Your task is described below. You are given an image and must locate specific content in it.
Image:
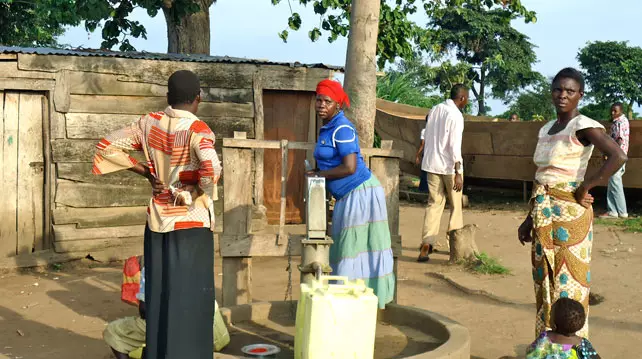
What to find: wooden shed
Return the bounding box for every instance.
[0,46,339,266]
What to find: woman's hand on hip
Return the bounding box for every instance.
[574,184,594,208]
[518,216,534,246]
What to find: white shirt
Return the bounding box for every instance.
[420,128,425,140]
[421,99,464,175]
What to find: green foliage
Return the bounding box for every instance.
[0,0,215,51]
[376,71,442,109]
[578,41,642,118]
[274,0,535,68]
[579,102,639,121]
[502,77,555,121]
[463,252,511,275]
[428,3,540,115]
[0,0,80,47]
[594,217,642,233]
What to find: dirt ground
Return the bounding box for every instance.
[0,202,640,359]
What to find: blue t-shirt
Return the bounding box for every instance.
[313,111,371,199]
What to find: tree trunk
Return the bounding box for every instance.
[448,224,479,263]
[343,0,381,149]
[477,66,486,116]
[163,0,213,54]
[628,99,634,120]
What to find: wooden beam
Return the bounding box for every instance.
[222,138,403,158]
[68,95,254,117]
[53,206,147,228]
[51,139,146,162]
[54,236,141,253]
[0,54,17,60]
[64,113,255,140]
[277,140,288,244]
[253,73,265,206]
[0,78,55,91]
[222,257,252,307]
[220,233,401,257]
[41,96,52,252]
[57,162,148,185]
[223,145,253,235]
[0,61,55,79]
[369,157,400,238]
[55,180,150,207]
[54,70,70,112]
[67,71,253,103]
[19,54,333,91]
[53,223,143,241]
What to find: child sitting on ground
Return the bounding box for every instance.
[526,298,601,359]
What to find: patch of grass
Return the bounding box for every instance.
[463,252,511,275]
[50,263,63,271]
[594,217,642,233]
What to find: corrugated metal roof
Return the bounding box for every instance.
[0,46,343,71]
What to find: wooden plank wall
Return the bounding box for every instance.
[0,53,332,259]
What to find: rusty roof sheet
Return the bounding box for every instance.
[0,46,343,71]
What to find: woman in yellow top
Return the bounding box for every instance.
[518,68,626,339]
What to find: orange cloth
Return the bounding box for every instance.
[316,79,350,107]
[121,256,142,306]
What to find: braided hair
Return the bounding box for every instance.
[552,298,586,335]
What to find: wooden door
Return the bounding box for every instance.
[0,91,46,256]
[263,91,316,224]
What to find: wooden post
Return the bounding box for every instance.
[523,181,528,203]
[222,132,253,307]
[369,153,401,304]
[277,139,288,245]
[253,74,265,206]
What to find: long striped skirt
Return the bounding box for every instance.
[330,175,396,309]
[531,182,593,339]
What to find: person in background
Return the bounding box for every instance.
[526,298,601,359]
[509,113,520,122]
[415,116,430,193]
[93,70,222,358]
[308,79,395,309]
[599,102,630,219]
[518,68,626,339]
[418,85,469,262]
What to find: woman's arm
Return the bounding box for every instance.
[574,127,627,208]
[315,154,357,180]
[578,128,627,190]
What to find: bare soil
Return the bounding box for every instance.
[0,203,640,359]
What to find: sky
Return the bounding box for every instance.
[58,0,642,115]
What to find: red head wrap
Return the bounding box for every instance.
[316,79,350,108]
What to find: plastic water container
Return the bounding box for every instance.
[295,276,378,359]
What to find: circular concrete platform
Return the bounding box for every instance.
[217,301,470,359]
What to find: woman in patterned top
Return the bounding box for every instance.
[517,68,626,339]
[93,70,221,358]
[308,79,395,309]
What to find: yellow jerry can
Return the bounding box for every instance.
[294,276,378,359]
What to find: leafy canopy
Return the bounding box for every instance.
[428,3,540,114]
[272,0,536,67]
[577,41,642,114]
[0,0,80,47]
[0,0,213,51]
[502,77,555,121]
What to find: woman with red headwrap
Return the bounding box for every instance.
[307,79,395,308]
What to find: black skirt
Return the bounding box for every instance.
[143,226,214,359]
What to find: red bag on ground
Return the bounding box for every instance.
[121,256,142,306]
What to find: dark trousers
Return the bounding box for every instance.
[143,226,214,359]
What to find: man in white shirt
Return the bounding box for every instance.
[418,84,469,262]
